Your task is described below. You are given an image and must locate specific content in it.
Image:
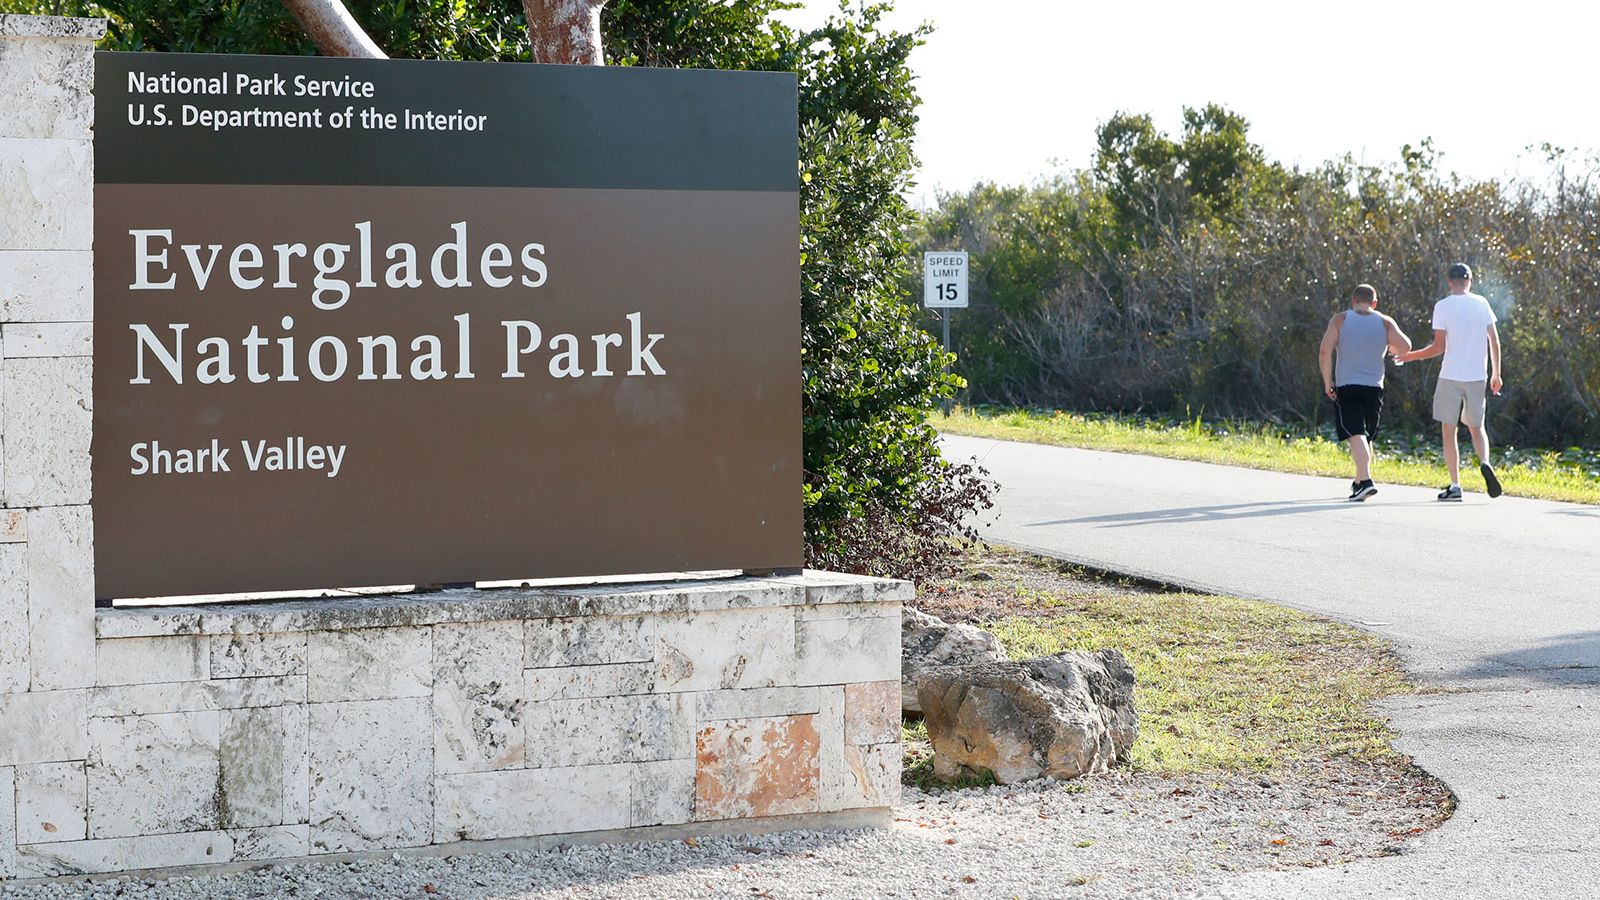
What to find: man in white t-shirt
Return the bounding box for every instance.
[1395,263,1504,501]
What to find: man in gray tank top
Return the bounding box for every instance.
[1318,284,1412,500]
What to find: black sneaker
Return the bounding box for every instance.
[1480,462,1503,498]
[1437,484,1463,502]
[1349,480,1378,502]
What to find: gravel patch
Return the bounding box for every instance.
[1,759,1448,900]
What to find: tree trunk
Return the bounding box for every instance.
[279,0,387,58]
[521,0,608,65]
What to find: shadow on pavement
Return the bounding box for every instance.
[1030,498,1375,528]
[1448,630,1600,686]
[1548,507,1600,519]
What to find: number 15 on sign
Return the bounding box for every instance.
[923,251,968,309]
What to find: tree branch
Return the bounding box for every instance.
[521,0,608,65]
[280,0,388,58]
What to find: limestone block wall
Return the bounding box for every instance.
[0,12,103,881]
[0,16,907,879]
[5,575,901,877]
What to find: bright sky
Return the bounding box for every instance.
[776,0,1596,204]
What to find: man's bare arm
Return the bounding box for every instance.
[1398,329,1447,363]
[1488,323,1503,394]
[1318,313,1342,399]
[1383,315,1413,356]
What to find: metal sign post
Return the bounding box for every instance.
[923,251,968,416]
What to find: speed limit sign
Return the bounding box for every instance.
[923,251,968,308]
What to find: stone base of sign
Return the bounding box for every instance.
[0,573,904,879]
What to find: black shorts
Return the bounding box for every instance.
[1333,384,1383,441]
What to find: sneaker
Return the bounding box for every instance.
[1349,480,1378,502]
[1480,462,1503,498]
[1437,484,1463,502]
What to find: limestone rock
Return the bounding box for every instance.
[916,650,1138,784]
[900,607,1007,714]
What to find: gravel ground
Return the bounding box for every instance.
[1,759,1449,900]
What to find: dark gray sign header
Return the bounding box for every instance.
[96,52,798,191]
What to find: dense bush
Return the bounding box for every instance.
[9,0,994,578]
[921,115,1600,446]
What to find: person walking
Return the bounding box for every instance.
[1319,283,1411,501]
[1395,263,1504,501]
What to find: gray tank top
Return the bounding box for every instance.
[1335,311,1387,388]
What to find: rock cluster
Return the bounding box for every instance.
[899,607,1007,713]
[903,608,1138,784]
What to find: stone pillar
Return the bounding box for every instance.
[0,13,104,880]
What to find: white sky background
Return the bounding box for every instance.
[775,0,1597,205]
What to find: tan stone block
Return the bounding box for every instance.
[696,686,820,722]
[793,612,899,687]
[0,508,24,541]
[815,686,846,810]
[0,765,14,877]
[25,506,94,690]
[306,627,430,702]
[524,662,653,701]
[794,601,900,621]
[281,703,308,825]
[524,614,653,668]
[0,250,92,323]
[0,33,96,140]
[220,707,284,828]
[211,632,306,679]
[307,698,432,853]
[655,608,795,693]
[96,635,208,686]
[0,543,26,693]
[760,571,914,604]
[435,764,631,842]
[16,760,86,843]
[434,621,524,774]
[230,824,309,861]
[843,680,901,746]
[694,714,820,820]
[524,693,689,768]
[86,711,221,839]
[0,689,86,766]
[88,675,305,717]
[6,359,91,507]
[631,758,695,827]
[840,743,900,809]
[1,322,90,357]
[0,16,108,39]
[0,138,91,251]
[17,830,233,877]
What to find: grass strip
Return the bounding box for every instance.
[937,407,1600,505]
[906,548,1419,780]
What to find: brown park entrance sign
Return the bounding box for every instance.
[92,53,801,600]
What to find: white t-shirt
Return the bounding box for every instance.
[1431,292,1497,382]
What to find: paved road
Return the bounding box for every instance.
[943,434,1600,899]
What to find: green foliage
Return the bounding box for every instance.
[919,109,1600,446]
[603,0,797,70]
[3,0,529,58]
[17,0,987,577]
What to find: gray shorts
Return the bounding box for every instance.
[1433,378,1487,427]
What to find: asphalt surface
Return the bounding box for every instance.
[942,433,1600,899]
